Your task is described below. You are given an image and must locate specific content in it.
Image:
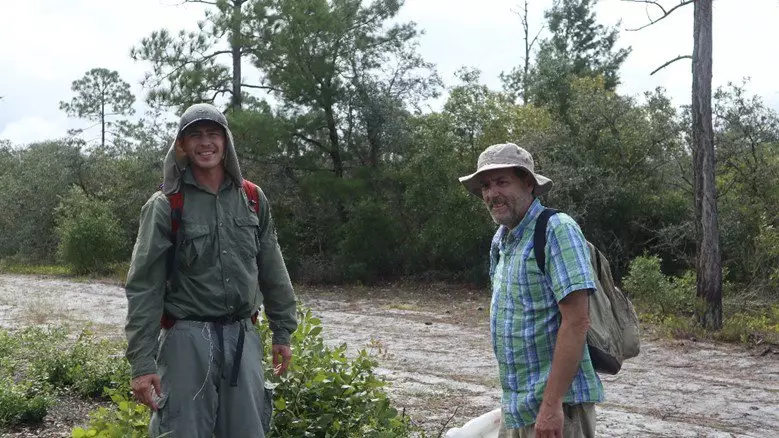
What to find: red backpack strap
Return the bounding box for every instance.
[166,191,185,288]
[241,179,261,215]
[168,191,184,235]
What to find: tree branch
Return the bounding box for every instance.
[622,0,694,31]
[292,133,331,153]
[182,0,218,5]
[145,49,233,88]
[241,83,281,92]
[625,0,668,14]
[650,54,692,75]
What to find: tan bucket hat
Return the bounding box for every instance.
[458,142,553,197]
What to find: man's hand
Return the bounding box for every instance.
[535,399,564,438]
[132,373,162,411]
[272,344,292,375]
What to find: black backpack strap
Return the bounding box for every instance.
[534,208,559,275]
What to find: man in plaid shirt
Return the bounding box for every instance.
[459,143,604,438]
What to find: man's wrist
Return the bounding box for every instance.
[271,329,291,346]
[131,360,157,379]
[541,395,563,408]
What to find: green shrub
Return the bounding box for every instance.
[13,326,129,398]
[0,325,128,429]
[56,186,124,275]
[71,389,149,438]
[623,254,693,315]
[259,308,417,437]
[0,378,52,427]
[1,326,71,389]
[61,329,131,398]
[717,306,779,344]
[337,200,405,282]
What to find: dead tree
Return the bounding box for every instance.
[515,0,544,104]
[624,0,722,329]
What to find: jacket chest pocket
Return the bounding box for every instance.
[180,224,211,269]
[233,215,259,260]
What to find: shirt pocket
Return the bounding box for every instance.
[180,223,210,269]
[233,215,259,260]
[516,250,554,312]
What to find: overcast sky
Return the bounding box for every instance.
[1,0,778,146]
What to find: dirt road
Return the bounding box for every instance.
[1,274,777,437]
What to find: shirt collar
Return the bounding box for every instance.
[182,166,233,193]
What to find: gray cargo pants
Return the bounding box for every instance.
[149,319,272,438]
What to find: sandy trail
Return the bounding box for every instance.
[0,274,777,437]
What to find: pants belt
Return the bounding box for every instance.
[160,311,258,387]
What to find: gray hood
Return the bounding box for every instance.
[161,103,243,195]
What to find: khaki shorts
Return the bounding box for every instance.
[498,403,596,438]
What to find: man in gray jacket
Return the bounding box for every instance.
[125,103,298,437]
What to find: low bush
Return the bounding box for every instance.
[622,254,693,315]
[260,308,417,437]
[624,254,779,345]
[717,305,779,344]
[56,186,125,275]
[0,326,129,429]
[0,378,52,427]
[71,389,149,438]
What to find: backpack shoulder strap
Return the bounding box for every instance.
[534,208,559,275]
[241,179,262,215]
[166,190,185,286]
[168,191,184,234]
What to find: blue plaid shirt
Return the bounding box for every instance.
[489,198,604,428]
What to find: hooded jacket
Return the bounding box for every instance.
[124,103,298,379]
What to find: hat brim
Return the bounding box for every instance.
[178,118,228,137]
[459,164,553,197]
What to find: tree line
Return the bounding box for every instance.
[1,0,777,330]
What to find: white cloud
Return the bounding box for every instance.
[0,116,69,145]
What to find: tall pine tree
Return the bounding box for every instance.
[526,0,631,116]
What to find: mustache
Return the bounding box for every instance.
[488,197,507,209]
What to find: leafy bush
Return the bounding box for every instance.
[56,186,124,275]
[11,326,130,399]
[0,326,130,428]
[259,308,417,437]
[717,306,779,344]
[57,329,131,398]
[337,200,405,283]
[622,254,693,315]
[0,378,52,427]
[72,389,149,438]
[0,330,54,426]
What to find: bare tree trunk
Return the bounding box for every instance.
[100,99,105,149]
[324,104,344,178]
[522,0,531,105]
[230,0,245,110]
[692,0,722,330]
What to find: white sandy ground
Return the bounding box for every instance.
[0,274,777,437]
